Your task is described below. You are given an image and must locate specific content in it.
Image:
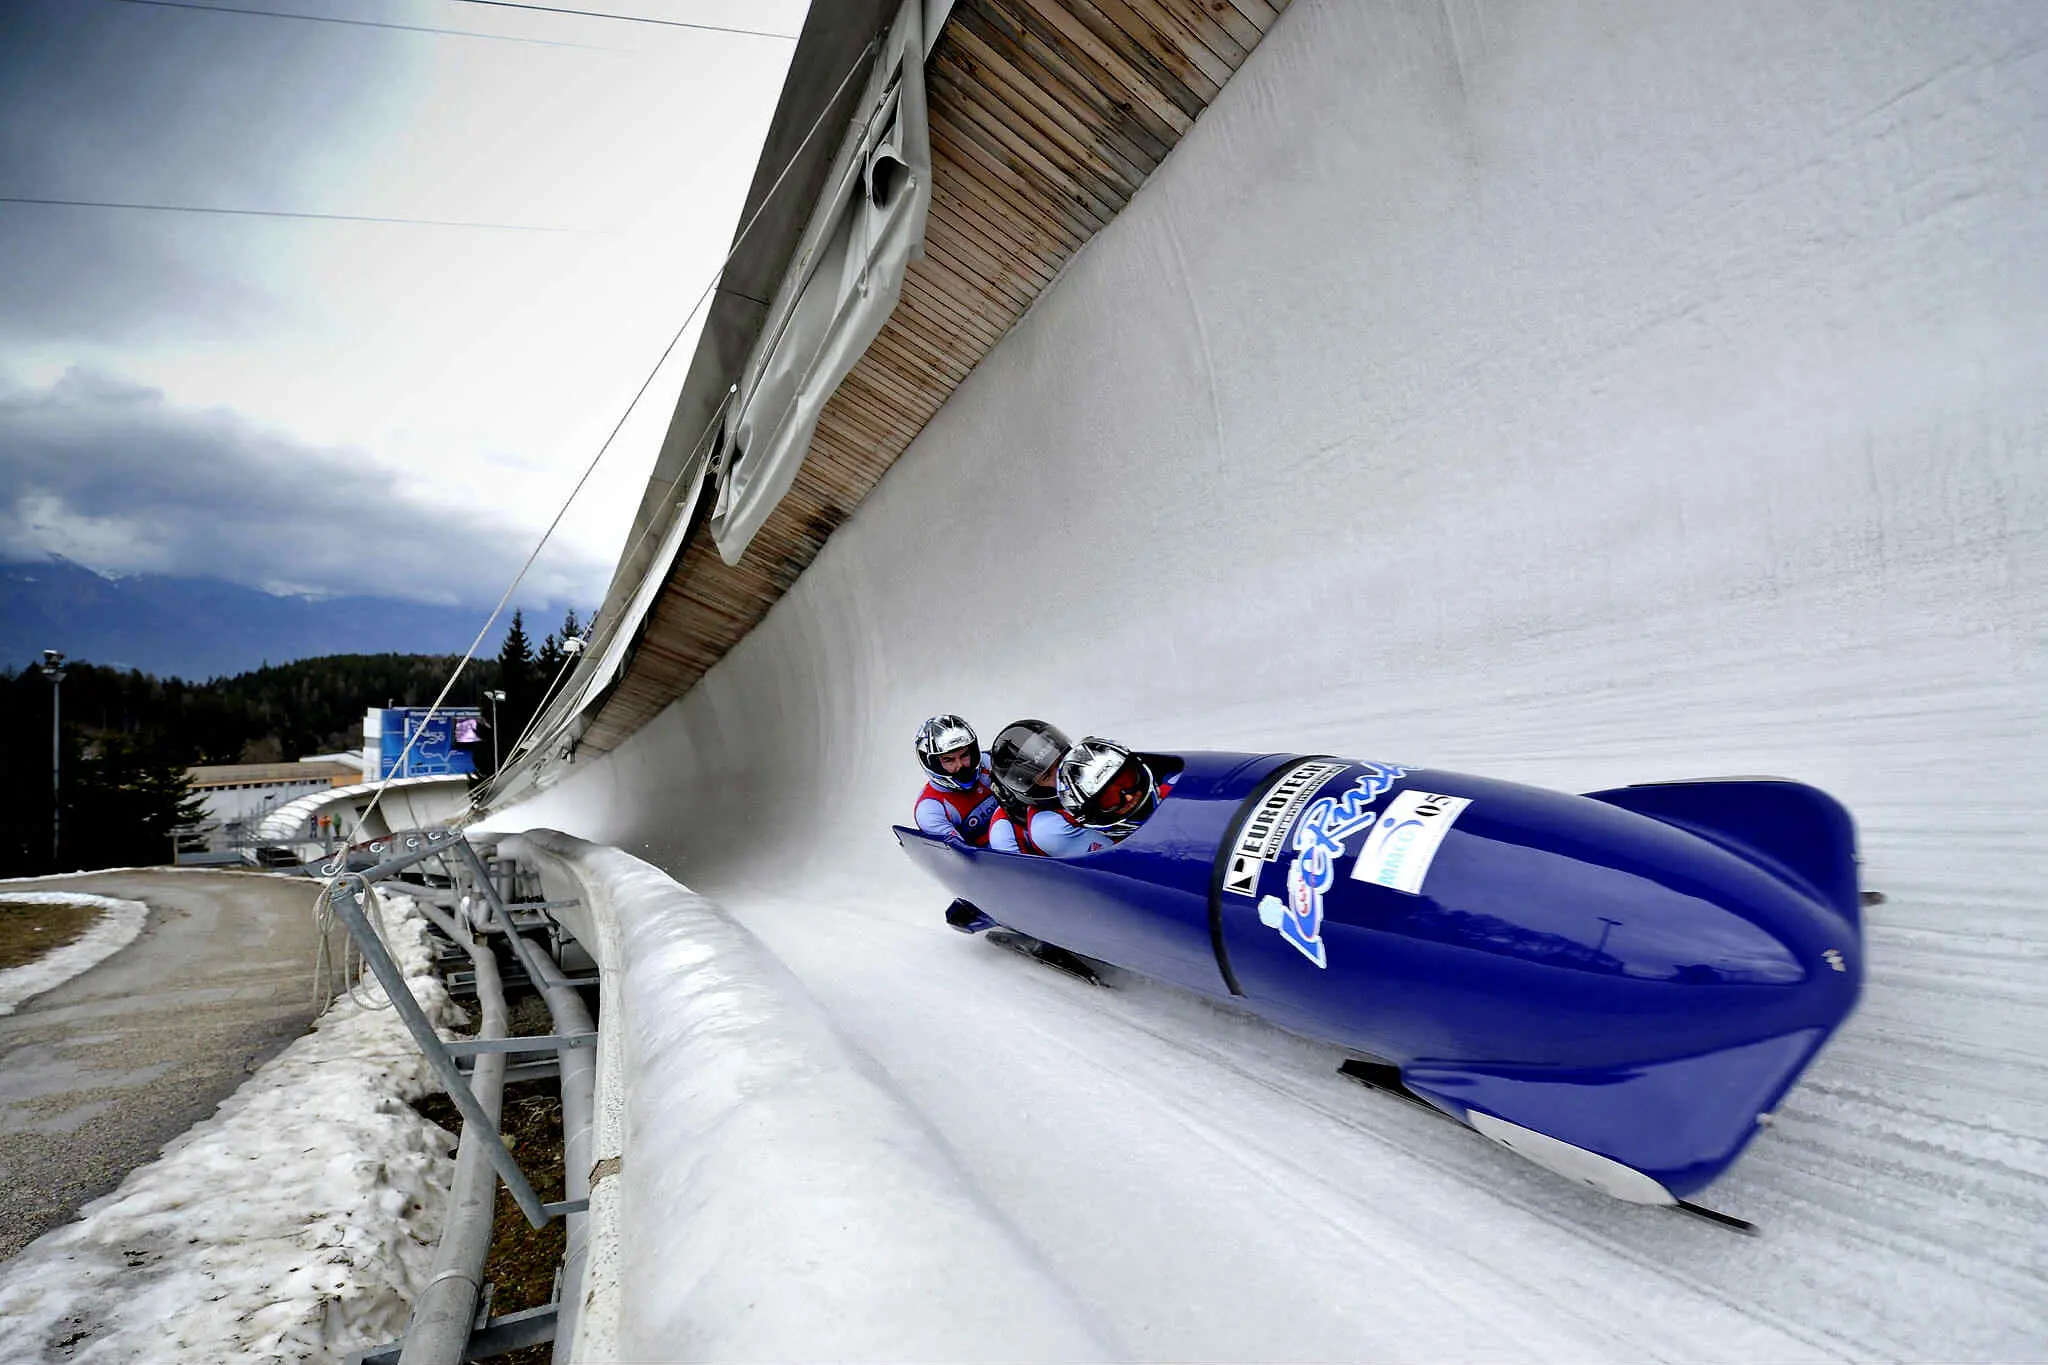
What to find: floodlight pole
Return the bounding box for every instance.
[38,649,66,866]
[484,690,506,773]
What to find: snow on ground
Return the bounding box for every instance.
[0,893,148,1016]
[0,889,455,1364]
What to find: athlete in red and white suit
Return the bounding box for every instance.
[1037,738,1173,859]
[988,805,1041,855]
[914,757,999,846]
[912,714,1000,847]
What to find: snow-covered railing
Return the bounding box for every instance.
[504,830,1108,1363]
[254,775,471,855]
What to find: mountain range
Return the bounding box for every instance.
[0,556,566,681]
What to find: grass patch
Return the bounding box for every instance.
[0,899,104,972]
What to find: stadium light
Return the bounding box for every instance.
[483,690,507,772]
[37,650,66,866]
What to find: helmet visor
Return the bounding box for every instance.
[1064,745,1155,827]
[1093,761,1150,821]
[993,723,1070,803]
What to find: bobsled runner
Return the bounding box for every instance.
[896,752,1864,1215]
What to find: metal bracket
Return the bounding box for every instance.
[445,1033,596,1057]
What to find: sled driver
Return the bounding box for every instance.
[986,718,1073,856]
[912,713,999,846]
[1037,737,1173,859]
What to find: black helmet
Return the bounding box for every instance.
[989,719,1073,811]
[914,714,980,792]
[1056,737,1158,833]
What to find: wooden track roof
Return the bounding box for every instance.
[572,0,1291,760]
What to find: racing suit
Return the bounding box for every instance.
[914,754,999,847]
[988,805,1046,855]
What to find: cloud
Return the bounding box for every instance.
[0,0,414,349]
[0,368,606,606]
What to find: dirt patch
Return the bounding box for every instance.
[410,990,568,1365]
[0,899,103,972]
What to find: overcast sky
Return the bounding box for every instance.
[0,0,805,610]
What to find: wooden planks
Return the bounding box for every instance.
[576,0,1289,757]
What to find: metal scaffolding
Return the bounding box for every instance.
[330,829,598,1365]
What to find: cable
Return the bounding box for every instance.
[348,882,397,1010]
[0,195,580,233]
[475,37,888,797]
[101,0,608,47]
[481,384,731,797]
[335,32,882,849]
[491,635,588,779]
[447,0,794,40]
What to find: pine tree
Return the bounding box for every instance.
[496,610,538,748]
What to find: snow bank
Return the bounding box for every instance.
[509,830,1110,1363]
[0,889,457,1364]
[0,891,147,1016]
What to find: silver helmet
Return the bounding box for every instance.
[914,713,980,791]
[1056,736,1158,833]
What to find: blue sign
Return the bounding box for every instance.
[377,707,479,779]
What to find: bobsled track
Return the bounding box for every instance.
[481,1,2048,1359]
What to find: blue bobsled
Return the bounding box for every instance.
[895,752,1864,1207]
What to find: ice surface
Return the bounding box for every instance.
[0,892,147,1016]
[510,833,1111,1362]
[491,0,2048,1357]
[0,889,456,1364]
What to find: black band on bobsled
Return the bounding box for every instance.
[1206,755,1344,999]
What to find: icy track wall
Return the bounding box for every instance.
[515,0,2048,984]
[498,0,2046,1356]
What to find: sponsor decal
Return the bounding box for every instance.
[1258,762,1407,967]
[1222,759,1350,897]
[963,792,997,836]
[1350,789,1471,895]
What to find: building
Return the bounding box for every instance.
[184,757,364,825]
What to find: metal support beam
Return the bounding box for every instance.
[355,1303,559,1365]
[443,1034,595,1057]
[400,899,510,1365]
[324,877,553,1229]
[456,1057,561,1086]
[455,839,600,1365]
[445,1034,596,1057]
[313,829,464,883]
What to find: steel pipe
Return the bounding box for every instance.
[457,841,598,1365]
[400,897,508,1365]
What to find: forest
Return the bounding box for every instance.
[0,608,579,877]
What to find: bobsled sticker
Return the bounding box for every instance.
[1222,759,1350,897]
[1351,789,1471,895]
[1257,762,1406,967]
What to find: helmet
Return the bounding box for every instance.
[1056,737,1158,833]
[914,714,981,791]
[989,719,1073,811]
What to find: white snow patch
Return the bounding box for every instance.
[0,889,458,1364]
[0,891,147,1016]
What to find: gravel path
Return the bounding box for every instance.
[0,870,333,1261]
